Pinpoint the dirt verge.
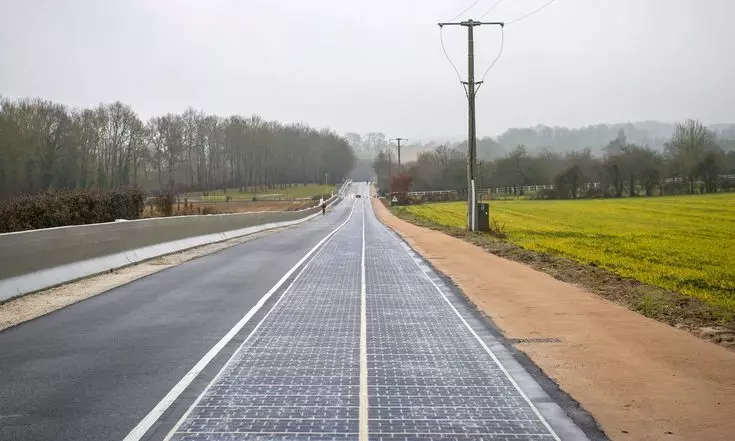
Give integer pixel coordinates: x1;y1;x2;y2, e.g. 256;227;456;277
374;198;735;441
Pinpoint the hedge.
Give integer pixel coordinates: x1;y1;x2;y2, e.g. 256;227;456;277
0;188;145;233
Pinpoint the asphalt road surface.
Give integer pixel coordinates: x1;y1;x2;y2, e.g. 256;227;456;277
0;183;592;441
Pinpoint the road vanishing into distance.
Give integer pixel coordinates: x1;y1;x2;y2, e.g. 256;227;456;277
0;183;592;441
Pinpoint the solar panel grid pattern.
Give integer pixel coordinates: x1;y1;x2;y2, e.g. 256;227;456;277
169;197;557;441
363;207;556;441
170;207;363;441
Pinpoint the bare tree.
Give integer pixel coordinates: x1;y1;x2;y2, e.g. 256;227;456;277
665;119;721;193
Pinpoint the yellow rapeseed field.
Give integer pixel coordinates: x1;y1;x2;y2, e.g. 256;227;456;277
405;194;735;313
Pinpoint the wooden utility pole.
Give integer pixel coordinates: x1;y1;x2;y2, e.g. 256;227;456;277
437;19;503;231
390;138;407;167
387;151;392;193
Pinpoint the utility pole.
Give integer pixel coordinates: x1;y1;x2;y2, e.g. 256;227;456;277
438;19;503;231
390;138;407;168
387;151;393;193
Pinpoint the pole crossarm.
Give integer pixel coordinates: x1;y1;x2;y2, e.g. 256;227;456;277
437;20;504;27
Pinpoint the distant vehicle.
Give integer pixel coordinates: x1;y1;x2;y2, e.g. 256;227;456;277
356;194;362;198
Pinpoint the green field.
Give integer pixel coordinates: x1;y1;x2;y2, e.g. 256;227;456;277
403;194;735;313
184;184;334;201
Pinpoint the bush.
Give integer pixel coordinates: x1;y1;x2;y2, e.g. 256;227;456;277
201;206;220;215
536;188;559;200
663;181;685;195
391;192;411;206
489;218;507;239
391;173;413;193
0;188;145;233
154;193;175;217
583;187;604;199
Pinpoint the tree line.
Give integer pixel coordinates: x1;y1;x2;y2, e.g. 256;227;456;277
373;119;735;198
0;97;356;199
351;121;735;168
495;121;735;156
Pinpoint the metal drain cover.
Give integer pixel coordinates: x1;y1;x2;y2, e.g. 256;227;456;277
509;337;562;344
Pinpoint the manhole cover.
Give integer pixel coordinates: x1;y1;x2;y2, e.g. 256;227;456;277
509;337;562;344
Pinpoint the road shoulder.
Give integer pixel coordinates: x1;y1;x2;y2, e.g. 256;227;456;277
372;198;735;441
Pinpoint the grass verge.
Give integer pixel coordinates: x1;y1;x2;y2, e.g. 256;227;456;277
183;184;333;201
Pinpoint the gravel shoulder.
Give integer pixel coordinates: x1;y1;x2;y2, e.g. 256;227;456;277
374;198;735;441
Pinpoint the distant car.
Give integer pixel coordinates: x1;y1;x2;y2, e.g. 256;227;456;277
356;194;362;198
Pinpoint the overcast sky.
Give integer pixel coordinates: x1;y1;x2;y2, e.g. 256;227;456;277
1;0;733;139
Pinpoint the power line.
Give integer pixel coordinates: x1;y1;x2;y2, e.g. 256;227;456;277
505;0;557;25
439;26;469;97
476;26;505;94
478;0;504;20
447;0;483;22
475;0;557;91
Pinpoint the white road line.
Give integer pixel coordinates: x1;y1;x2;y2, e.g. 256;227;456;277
375;209;563;441
122;197;357;441
359;198;369;441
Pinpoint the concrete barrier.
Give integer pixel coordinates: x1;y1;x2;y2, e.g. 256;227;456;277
0;186;348;302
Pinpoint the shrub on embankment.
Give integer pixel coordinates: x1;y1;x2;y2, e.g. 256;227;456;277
0;188;145;233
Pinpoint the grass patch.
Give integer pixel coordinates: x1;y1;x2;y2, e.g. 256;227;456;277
183;184;334;200
634;291;672;317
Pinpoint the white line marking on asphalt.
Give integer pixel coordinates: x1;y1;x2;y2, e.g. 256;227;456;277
378;209;562;441
122;197;357;441
359;198;369;441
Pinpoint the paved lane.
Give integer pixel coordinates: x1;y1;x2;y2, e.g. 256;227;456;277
364;200;561;440
166;184;589;441
167;196;364;441
0;189;357;441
